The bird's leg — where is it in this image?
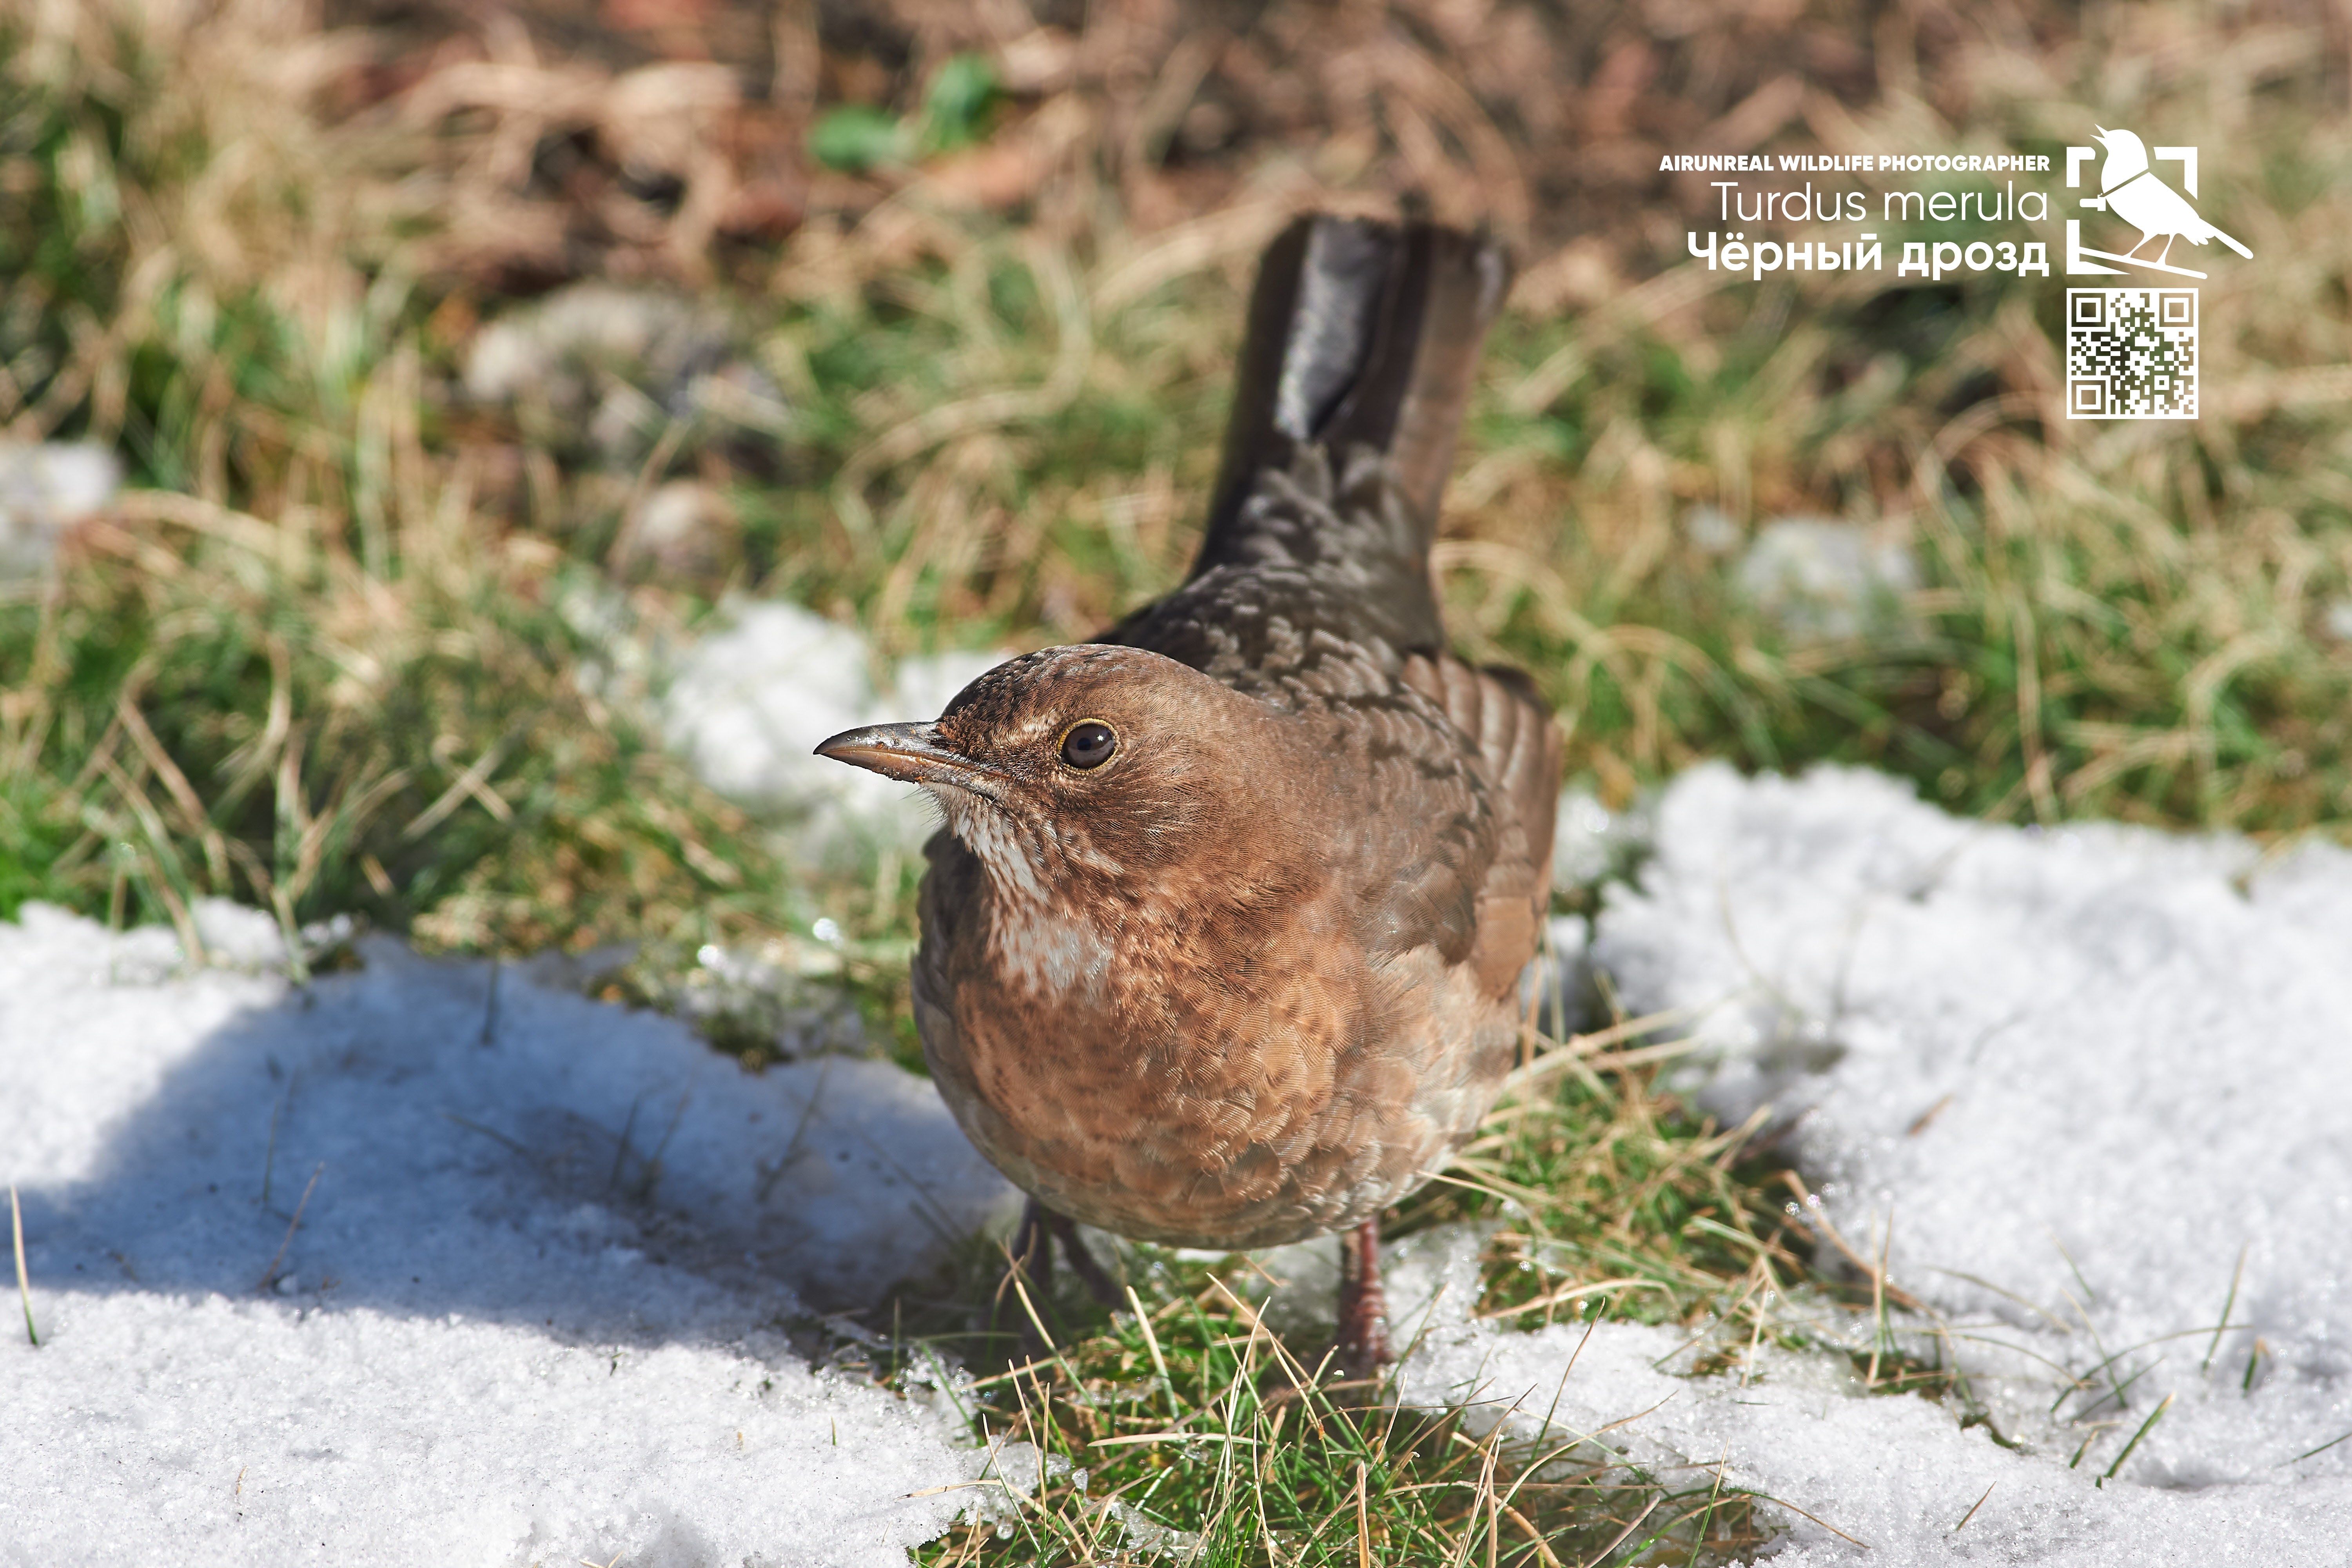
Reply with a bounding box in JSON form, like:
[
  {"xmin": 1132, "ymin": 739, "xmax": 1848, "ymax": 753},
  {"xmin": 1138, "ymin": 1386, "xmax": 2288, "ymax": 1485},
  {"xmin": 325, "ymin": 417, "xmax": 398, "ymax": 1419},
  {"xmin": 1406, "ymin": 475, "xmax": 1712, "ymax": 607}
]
[
  {"xmin": 1332, "ymin": 1218, "xmax": 1391, "ymax": 1385},
  {"xmin": 2155, "ymin": 232, "xmax": 2177, "ymax": 267},
  {"xmin": 1009, "ymin": 1196, "xmax": 1051, "ymax": 1283},
  {"xmin": 2122, "ymin": 232, "xmax": 2158, "ymax": 260},
  {"xmin": 1004, "ymin": 1198, "xmax": 1120, "ymax": 1363},
  {"xmin": 1044, "ymin": 1208, "xmax": 1122, "ymax": 1307},
  {"xmin": 1004, "ymin": 1197, "xmax": 1054, "ymax": 1359}
]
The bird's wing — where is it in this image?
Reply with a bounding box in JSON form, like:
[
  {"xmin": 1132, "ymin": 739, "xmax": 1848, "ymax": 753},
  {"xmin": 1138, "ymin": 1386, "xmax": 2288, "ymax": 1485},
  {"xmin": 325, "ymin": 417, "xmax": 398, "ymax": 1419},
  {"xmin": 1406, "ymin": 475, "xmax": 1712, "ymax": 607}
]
[
  {"xmin": 1399, "ymin": 653, "xmax": 1563, "ymax": 996},
  {"xmin": 1298, "ymin": 652, "xmax": 1558, "ymax": 998}
]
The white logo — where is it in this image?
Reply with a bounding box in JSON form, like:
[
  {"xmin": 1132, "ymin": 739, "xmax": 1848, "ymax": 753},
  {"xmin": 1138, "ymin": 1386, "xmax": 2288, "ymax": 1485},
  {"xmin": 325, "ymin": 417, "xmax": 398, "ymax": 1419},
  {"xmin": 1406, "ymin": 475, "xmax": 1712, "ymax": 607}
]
[
  {"xmin": 2065, "ymin": 127, "xmax": 2250, "ymax": 279},
  {"xmin": 2063, "ymin": 127, "xmax": 2241, "ymax": 420}
]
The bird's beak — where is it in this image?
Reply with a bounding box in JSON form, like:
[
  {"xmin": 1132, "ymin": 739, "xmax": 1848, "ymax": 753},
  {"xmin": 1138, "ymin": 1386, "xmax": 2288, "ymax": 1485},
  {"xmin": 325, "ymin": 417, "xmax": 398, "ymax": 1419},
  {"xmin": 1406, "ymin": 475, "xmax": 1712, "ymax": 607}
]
[
  {"xmin": 2094, "ymin": 126, "xmax": 2111, "ymax": 145},
  {"xmin": 815, "ymin": 722, "xmax": 1004, "ymax": 797}
]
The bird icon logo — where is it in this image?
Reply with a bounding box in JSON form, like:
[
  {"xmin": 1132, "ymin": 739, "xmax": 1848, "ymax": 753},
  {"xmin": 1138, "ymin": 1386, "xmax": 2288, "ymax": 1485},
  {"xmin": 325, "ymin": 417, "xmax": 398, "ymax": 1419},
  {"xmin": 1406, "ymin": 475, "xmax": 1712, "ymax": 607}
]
[{"xmin": 2067, "ymin": 127, "xmax": 2250, "ymax": 278}]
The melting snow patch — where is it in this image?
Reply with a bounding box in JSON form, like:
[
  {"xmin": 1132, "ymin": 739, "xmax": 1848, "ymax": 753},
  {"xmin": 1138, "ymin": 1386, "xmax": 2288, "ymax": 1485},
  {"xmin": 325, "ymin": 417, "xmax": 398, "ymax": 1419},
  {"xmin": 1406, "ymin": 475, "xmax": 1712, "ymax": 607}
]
[
  {"xmin": 0, "ymin": 439, "xmax": 120, "ymax": 577},
  {"xmin": 1, "ymin": 905, "xmax": 1015, "ymax": 1566},
  {"xmin": 1737, "ymin": 517, "xmax": 1919, "ymax": 641},
  {"xmin": 1399, "ymin": 764, "xmax": 2352, "ymax": 1565}
]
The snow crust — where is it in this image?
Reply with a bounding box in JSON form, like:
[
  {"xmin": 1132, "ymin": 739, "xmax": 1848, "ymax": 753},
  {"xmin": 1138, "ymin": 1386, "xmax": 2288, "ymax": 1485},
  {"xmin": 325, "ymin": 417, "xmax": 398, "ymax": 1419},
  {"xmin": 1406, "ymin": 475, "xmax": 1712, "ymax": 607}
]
[
  {"xmin": 1402, "ymin": 765, "xmax": 2352, "ymax": 1564},
  {"xmin": 2, "ymin": 902, "xmax": 1015, "ymax": 1567}
]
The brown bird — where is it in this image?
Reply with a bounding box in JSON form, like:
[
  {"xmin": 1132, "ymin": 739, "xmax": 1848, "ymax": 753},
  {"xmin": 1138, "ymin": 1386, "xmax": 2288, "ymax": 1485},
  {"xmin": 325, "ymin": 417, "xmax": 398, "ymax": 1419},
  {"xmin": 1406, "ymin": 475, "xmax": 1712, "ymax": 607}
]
[{"xmin": 818, "ymin": 214, "xmax": 1561, "ymax": 1377}]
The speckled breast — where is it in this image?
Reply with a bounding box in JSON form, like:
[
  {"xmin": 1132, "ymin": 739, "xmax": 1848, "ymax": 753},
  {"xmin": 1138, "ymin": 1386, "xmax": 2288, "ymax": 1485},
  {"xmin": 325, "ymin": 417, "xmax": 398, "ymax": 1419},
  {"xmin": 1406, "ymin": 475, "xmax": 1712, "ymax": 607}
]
[{"xmin": 909, "ymin": 833, "xmax": 1523, "ymax": 1251}]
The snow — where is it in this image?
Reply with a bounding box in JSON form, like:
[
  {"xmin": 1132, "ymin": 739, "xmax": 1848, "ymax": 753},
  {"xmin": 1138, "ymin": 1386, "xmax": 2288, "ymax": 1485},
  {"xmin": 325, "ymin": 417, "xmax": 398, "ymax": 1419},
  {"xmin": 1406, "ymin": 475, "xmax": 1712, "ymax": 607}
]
[
  {"xmin": 1404, "ymin": 1315, "xmax": 2350, "ymax": 1566},
  {"xmin": 9, "ymin": 744, "xmax": 2349, "ymax": 1563},
  {"xmin": 0, "ymin": 439, "xmax": 120, "ymax": 577},
  {"xmin": 1736, "ymin": 517, "xmax": 1920, "ymax": 641},
  {"xmin": 1402, "ymin": 764, "xmax": 2352, "ymax": 1564},
  {"xmin": 459, "ymin": 282, "xmax": 781, "ymax": 473},
  {"xmin": 2, "ymin": 901, "xmax": 1017, "ymax": 1567}
]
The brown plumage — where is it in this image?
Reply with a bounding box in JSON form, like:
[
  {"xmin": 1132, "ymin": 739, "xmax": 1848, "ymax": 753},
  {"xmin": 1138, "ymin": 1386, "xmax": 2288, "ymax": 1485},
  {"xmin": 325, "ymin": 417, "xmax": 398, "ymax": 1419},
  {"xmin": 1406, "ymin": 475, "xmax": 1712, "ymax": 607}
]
[{"xmin": 818, "ymin": 214, "xmax": 1562, "ymax": 1375}]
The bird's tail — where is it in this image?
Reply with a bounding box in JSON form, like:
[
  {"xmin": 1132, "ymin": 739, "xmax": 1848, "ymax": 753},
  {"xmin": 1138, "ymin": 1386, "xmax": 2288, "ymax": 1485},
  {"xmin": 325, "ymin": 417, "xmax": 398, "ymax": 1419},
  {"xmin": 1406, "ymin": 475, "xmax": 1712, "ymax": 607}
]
[
  {"xmin": 1190, "ymin": 214, "xmax": 1512, "ymax": 577},
  {"xmin": 2214, "ymin": 226, "xmax": 2253, "ymax": 259}
]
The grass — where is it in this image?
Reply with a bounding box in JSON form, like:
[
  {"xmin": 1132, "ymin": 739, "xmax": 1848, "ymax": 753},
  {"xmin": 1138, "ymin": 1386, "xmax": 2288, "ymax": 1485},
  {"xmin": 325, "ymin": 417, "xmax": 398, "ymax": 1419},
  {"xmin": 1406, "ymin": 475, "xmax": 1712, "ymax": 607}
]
[
  {"xmin": 10, "ymin": 1183, "xmax": 34, "ymax": 1347},
  {"xmin": 886, "ymin": 1006, "xmax": 1806, "ymax": 1568},
  {"xmin": 906, "ymin": 1296, "xmax": 1770, "ymax": 1566},
  {"xmin": 4, "ymin": 0, "xmax": 2351, "ymax": 1557}
]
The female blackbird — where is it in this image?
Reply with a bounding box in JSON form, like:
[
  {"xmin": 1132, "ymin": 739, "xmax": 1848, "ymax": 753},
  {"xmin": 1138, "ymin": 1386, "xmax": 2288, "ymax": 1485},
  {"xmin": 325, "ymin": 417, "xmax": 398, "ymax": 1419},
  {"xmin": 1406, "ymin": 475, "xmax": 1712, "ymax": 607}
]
[{"xmin": 819, "ymin": 214, "xmax": 1561, "ymax": 1377}]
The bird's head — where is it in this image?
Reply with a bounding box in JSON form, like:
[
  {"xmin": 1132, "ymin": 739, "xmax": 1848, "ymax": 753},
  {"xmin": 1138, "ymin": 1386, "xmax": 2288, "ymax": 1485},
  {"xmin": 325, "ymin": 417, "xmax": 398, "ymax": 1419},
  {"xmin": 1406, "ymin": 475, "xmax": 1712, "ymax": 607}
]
[
  {"xmin": 2093, "ymin": 127, "xmax": 2149, "ymax": 174},
  {"xmin": 817, "ymin": 644, "xmax": 1298, "ymax": 901}
]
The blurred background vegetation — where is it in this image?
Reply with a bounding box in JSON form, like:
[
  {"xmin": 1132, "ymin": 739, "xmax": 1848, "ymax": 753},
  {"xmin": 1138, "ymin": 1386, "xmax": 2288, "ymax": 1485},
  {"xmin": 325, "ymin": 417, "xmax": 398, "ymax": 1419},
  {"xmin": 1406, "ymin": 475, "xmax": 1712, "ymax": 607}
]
[{"xmin": 2, "ymin": 0, "xmax": 2348, "ymax": 967}]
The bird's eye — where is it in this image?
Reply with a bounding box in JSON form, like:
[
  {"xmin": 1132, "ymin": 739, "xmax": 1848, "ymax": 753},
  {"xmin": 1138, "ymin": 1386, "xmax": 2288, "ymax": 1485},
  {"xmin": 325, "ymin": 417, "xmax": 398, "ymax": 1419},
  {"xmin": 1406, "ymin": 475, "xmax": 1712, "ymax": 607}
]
[{"xmin": 1059, "ymin": 721, "xmax": 1117, "ymax": 770}]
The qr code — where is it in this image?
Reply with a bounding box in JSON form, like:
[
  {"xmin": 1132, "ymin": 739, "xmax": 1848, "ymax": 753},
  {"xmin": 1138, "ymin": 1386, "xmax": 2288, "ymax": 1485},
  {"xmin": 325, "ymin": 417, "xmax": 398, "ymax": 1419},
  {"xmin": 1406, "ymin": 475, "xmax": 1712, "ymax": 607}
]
[{"xmin": 2067, "ymin": 289, "xmax": 2197, "ymax": 419}]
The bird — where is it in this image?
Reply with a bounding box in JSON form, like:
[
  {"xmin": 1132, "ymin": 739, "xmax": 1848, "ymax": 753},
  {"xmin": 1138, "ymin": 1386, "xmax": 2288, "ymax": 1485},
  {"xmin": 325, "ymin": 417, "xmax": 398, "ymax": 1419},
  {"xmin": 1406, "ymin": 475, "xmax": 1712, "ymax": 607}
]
[
  {"xmin": 2089, "ymin": 126, "xmax": 2251, "ymax": 268},
  {"xmin": 817, "ymin": 214, "xmax": 1561, "ymax": 1380}
]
